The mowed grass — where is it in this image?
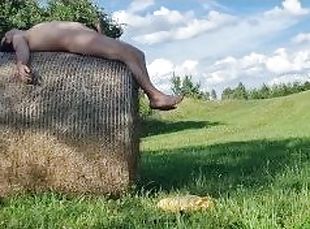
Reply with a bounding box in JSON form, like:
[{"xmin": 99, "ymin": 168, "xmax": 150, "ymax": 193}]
[{"xmin": 1, "ymin": 91, "xmax": 310, "ymax": 228}]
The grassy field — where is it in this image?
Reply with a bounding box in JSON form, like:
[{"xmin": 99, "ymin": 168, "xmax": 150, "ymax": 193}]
[{"xmin": 1, "ymin": 91, "xmax": 310, "ymax": 228}]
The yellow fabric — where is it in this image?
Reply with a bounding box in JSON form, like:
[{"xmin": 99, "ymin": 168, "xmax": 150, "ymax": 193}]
[{"xmin": 157, "ymin": 195, "xmax": 214, "ymax": 213}]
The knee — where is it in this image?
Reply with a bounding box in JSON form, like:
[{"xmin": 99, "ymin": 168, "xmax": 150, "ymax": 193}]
[
  {"xmin": 135, "ymin": 48, "xmax": 145, "ymax": 60},
  {"xmin": 132, "ymin": 48, "xmax": 146, "ymax": 64},
  {"xmin": 121, "ymin": 46, "xmax": 145, "ymax": 63}
]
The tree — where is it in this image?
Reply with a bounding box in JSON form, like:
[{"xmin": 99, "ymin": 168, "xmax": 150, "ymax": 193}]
[
  {"xmin": 304, "ymin": 81, "xmax": 310, "ymax": 90},
  {"xmin": 232, "ymin": 82, "xmax": 248, "ymax": 100},
  {"xmin": 248, "ymin": 88, "xmax": 261, "ymax": 100},
  {"xmin": 171, "ymin": 74, "xmax": 182, "ymax": 95},
  {"xmin": 210, "ymin": 89, "xmax": 217, "ymax": 100},
  {"xmin": 0, "ymin": 0, "xmax": 122, "ymax": 39},
  {"xmin": 0, "ymin": 0, "xmax": 44, "ymax": 38},
  {"xmin": 222, "ymin": 87, "xmax": 233, "ymax": 100},
  {"xmin": 223, "ymin": 80, "xmax": 310, "ymax": 101},
  {"xmin": 181, "ymin": 75, "xmax": 201, "ymax": 98},
  {"xmin": 46, "ymin": 0, "xmax": 123, "ymax": 38},
  {"xmin": 259, "ymin": 83, "xmax": 271, "ymax": 99},
  {"xmin": 170, "ymin": 75, "xmax": 209, "ymax": 100}
]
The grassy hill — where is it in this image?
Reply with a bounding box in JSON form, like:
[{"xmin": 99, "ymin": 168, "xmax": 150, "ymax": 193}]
[
  {"xmin": 142, "ymin": 90, "xmax": 310, "ymax": 150},
  {"xmin": 1, "ymin": 91, "xmax": 310, "ymax": 228}
]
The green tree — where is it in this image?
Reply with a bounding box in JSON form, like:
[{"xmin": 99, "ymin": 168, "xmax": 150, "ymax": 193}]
[
  {"xmin": 232, "ymin": 82, "xmax": 248, "ymax": 100},
  {"xmin": 171, "ymin": 74, "xmax": 182, "ymax": 95},
  {"xmin": 249, "ymin": 88, "xmax": 261, "ymax": 99},
  {"xmin": 181, "ymin": 75, "xmax": 201, "ymax": 98},
  {"xmin": 304, "ymin": 81, "xmax": 310, "ymax": 90},
  {"xmin": 46, "ymin": 0, "xmax": 122, "ymax": 38},
  {"xmin": 0, "ymin": 0, "xmax": 44, "ymax": 38},
  {"xmin": 170, "ymin": 75, "xmax": 209, "ymax": 100},
  {"xmin": 259, "ymin": 83, "xmax": 271, "ymax": 99},
  {"xmin": 227, "ymin": 80, "xmax": 310, "ymax": 101},
  {"xmin": 222, "ymin": 87, "xmax": 233, "ymax": 100}
]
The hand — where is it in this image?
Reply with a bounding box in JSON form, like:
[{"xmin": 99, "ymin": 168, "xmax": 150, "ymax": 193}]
[{"xmin": 14, "ymin": 63, "xmax": 32, "ymax": 83}]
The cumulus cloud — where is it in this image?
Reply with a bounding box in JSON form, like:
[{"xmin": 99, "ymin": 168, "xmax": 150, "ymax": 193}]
[
  {"xmin": 147, "ymin": 59, "xmax": 200, "ymax": 92},
  {"xmin": 292, "ymin": 33, "xmax": 310, "ymax": 44},
  {"xmin": 113, "ymin": 7, "xmax": 192, "ymax": 34},
  {"xmin": 113, "ymin": 0, "xmax": 310, "ymax": 94},
  {"xmin": 135, "ymin": 10, "xmax": 236, "ymax": 44},
  {"xmin": 113, "ymin": 5, "xmax": 236, "ymax": 45},
  {"xmin": 113, "ymin": 0, "xmax": 308, "ymax": 48},
  {"xmin": 201, "ymin": 48, "xmax": 310, "ymax": 92},
  {"xmin": 265, "ymin": 0, "xmax": 309, "ymax": 17},
  {"xmin": 147, "ymin": 49, "xmax": 310, "ymax": 93}
]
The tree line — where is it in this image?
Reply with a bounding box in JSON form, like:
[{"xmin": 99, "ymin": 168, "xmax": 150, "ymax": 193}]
[
  {"xmin": 222, "ymin": 81, "xmax": 310, "ymax": 100},
  {"xmin": 0, "ymin": 0, "xmax": 122, "ymax": 39},
  {"xmin": 171, "ymin": 75, "xmax": 217, "ymax": 100},
  {"xmin": 171, "ymin": 75, "xmax": 310, "ymax": 100}
]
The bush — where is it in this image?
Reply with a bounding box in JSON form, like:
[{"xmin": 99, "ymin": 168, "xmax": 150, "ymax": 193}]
[
  {"xmin": 0, "ymin": 0, "xmax": 123, "ymax": 38},
  {"xmin": 0, "ymin": 0, "xmax": 44, "ymax": 38},
  {"xmin": 138, "ymin": 92, "xmax": 153, "ymax": 118}
]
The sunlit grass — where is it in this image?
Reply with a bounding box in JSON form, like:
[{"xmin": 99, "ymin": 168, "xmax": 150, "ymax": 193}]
[{"xmin": 1, "ymin": 91, "xmax": 310, "ymax": 228}]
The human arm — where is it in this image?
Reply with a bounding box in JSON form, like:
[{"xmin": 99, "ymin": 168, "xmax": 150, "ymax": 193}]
[{"xmin": 12, "ymin": 35, "xmax": 32, "ymax": 82}]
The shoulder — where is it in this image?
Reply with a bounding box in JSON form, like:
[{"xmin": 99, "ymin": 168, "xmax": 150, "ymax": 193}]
[{"xmin": 12, "ymin": 33, "xmax": 29, "ymax": 46}]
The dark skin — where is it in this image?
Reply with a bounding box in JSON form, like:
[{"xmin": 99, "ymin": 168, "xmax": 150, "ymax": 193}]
[
  {"xmin": 1, "ymin": 29, "xmax": 31, "ymax": 82},
  {"xmin": 1, "ymin": 21, "xmax": 183, "ymax": 110}
]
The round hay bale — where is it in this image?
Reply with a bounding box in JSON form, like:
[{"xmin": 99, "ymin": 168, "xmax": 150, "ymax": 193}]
[{"xmin": 0, "ymin": 52, "xmax": 139, "ymax": 197}]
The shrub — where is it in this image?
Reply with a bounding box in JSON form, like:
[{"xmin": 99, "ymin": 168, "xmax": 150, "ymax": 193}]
[{"xmin": 0, "ymin": 0, "xmax": 122, "ymax": 38}]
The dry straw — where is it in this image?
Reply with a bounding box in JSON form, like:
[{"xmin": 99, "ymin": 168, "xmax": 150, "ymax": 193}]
[{"xmin": 0, "ymin": 52, "xmax": 139, "ymax": 197}]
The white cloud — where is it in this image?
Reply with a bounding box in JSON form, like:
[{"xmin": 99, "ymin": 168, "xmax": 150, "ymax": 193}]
[
  {"xmin": 147, "ymin": 59, "xmax": 199, "ymax": 92},
  {"xmin": 147, "ymin": 58, "xmax": 174, "ymax": 79},
  {"xmin": 265, "ymin": 0, "xmax": 309, "ymax": 17},
  {"xmin": 113, "ymin": 5, "xmax": 236, "ymax": 45},
  {"xmin": 147, "ymin": 48, "xmax": 310, "ymax": 94},
  {"xmin": 266, "ymin": 49, "xmax": 293, "ymax": 74},
  {"xmin": 153, "ymin": 6, "xmax": 185, "ymax": 24},
  {"xmin": 113, "ymin": 0, "xmax": 310, "ymax": 94},
  {"xmin": 113, "ymin": 0, "xmax": 308, "ymax": 48},
  {"xmin": 176, "ymin": 60, "xmax": 199, "ymax": 75},
  {"xmin": 135, "ymin": 11, "xmax": 236, "ymax": 44},
  {"xmin": 268, "ymin": 73, "xmax": 310, "ymax": 85},
  {"xmin": 200, "ymin": 48, "xmax": 310, "ymax": 93},
  {"xmin": 292, "ymin": 33, "xmax": 310, "ymax": 43},
  {"xmin": 113, "ymin": 7, "xmax": 192, "ymax": 34},
  {"xmin": 128, "ymin": 0, "xmax": 154, "ymax": 13},
  {"xmin": 282, "ymin": 0, "xmax": 308, "ymax": 15}
]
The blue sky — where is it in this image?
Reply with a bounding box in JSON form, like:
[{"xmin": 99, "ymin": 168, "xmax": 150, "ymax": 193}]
[{"xmin": 98, "ymin": 0, "xmax": 310, "ymax": 94}]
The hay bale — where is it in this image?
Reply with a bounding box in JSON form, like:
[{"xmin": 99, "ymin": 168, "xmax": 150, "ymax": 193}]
[{"xmin": 0, "ymin": 52, "xmax": 139, "ymax": 197}]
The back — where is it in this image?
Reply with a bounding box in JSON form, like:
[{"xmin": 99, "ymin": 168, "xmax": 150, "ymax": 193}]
[{"xmin": 25, "ymin": 21, "xmax": 96, "ymax": 51}]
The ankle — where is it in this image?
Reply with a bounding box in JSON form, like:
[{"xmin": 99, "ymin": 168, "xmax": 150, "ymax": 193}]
[{"xmin": 146, "ymin": 91, "xmax": 163, "ymax": 101}]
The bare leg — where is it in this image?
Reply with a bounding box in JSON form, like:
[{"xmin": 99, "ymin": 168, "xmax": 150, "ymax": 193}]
[
  {"xmin": 74, "ymin": 34, "xmax": 183, "ymax": 110},
  {"xmin": 123, "ymin": 49, "xmax": 183, "ymax": 110}
]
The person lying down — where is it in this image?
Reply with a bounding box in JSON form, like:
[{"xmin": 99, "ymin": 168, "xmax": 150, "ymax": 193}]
[{"xmin": 0, "ymin": 21, "xmax": 183, "ymax": 111}]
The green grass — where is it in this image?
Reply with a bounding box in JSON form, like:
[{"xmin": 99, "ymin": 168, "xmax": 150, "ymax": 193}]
[{"xmin": 1, "ymin": 91, "xmax": 310, "ymax": 228}]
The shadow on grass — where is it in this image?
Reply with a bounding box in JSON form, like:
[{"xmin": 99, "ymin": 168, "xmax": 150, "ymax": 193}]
[
  {"xmin": 140, "ymin": 119, "xmax": 221, "ymax": 137},
  {"xmin": 138, "ymin": 138, "xmax": 310, "ymax": 197}
]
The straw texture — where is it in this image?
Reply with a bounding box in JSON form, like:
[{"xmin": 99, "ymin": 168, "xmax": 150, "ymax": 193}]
[{"xmin": 0, "ymin": 52, "xmax": 139, "ymax": 197}]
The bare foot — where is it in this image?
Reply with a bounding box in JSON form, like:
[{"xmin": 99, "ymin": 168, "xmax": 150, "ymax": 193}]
[{"xmin": 149, "ymin": 94, "xmax": 184, "ymax": 111}]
